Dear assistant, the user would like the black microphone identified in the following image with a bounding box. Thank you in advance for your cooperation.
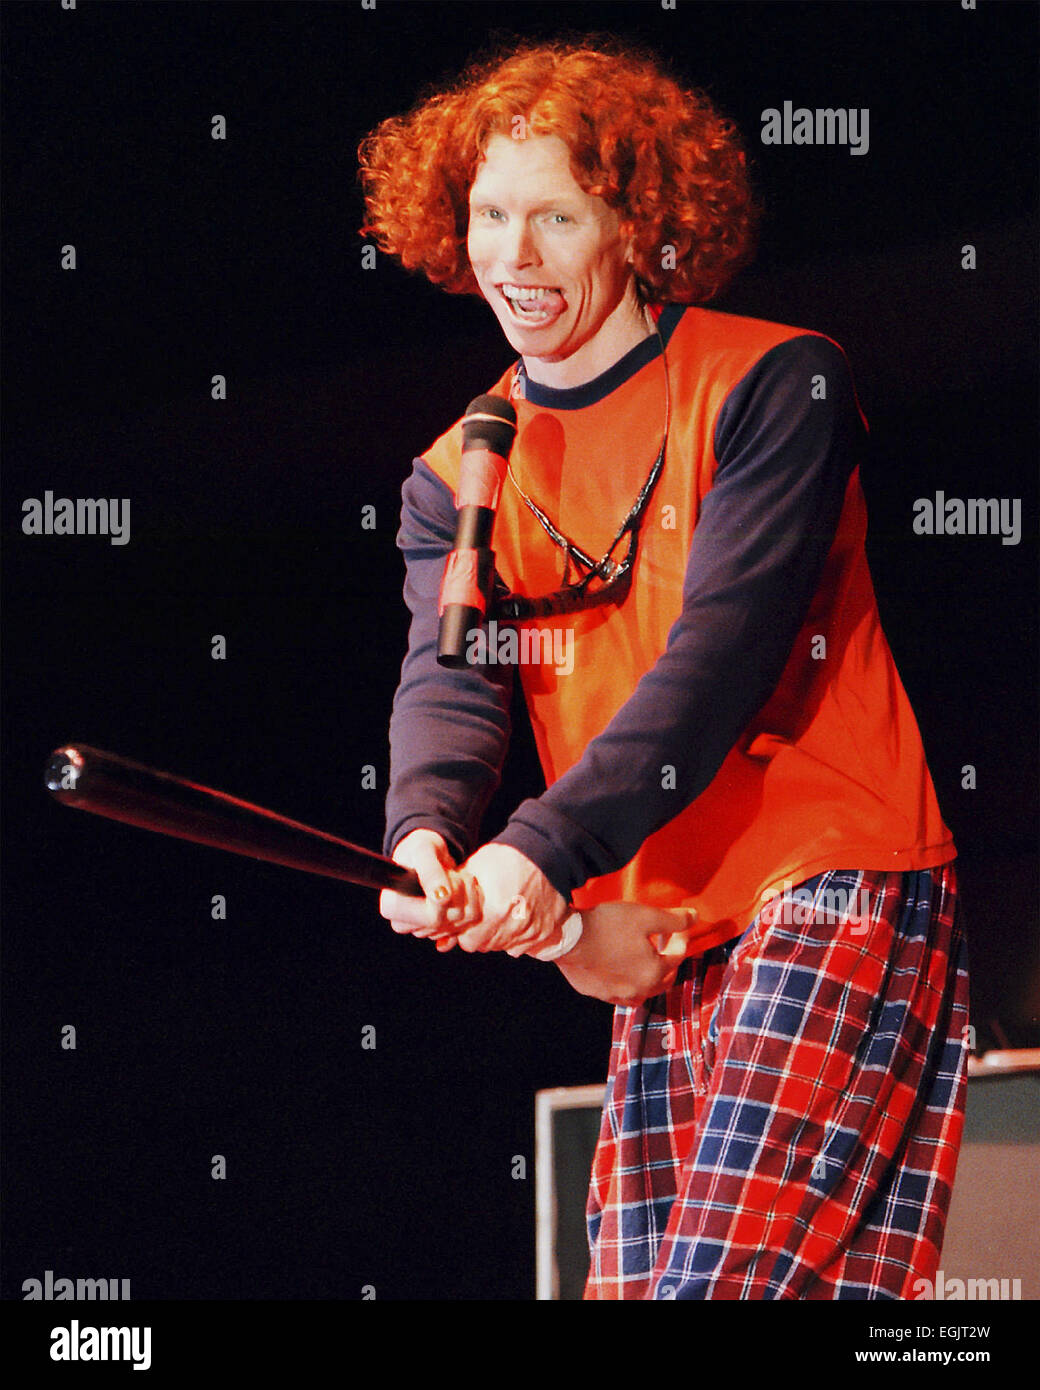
[437,394,518,668]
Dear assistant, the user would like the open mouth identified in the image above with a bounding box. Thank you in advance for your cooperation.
[499,284,566,327]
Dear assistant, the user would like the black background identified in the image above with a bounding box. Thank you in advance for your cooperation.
[3,0,1037,1304]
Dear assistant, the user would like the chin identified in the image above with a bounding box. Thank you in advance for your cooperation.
[493,307,567,350]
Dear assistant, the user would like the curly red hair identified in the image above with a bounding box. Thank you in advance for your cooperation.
[358,37,761,305]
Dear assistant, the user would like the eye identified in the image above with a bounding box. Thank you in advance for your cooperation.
[547,213,570,224]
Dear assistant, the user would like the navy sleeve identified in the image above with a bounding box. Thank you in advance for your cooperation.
[491,334,866,900]
[382,459,514,861]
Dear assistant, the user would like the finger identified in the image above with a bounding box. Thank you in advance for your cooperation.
[444,870,484,928]
[386,869,476,935]
[648,908,700,956]
[384,835,457,925]
[651,931,692,959]
[380,886,433,927]
[452,920,504,954]
[405,844,455,904]
[388,915,441,935]
[480,920,542,954]
[381,889,443,931]
[450,886,519,952]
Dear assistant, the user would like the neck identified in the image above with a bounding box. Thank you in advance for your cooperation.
[522,289,653,391]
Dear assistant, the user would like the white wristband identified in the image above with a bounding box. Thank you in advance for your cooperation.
[531,911,584,962]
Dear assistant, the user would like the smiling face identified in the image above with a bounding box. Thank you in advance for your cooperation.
[466,133,649,389]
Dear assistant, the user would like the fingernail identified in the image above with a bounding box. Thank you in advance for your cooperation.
[446,906,463,923]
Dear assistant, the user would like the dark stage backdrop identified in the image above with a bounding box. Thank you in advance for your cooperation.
[3,0,1036,1311]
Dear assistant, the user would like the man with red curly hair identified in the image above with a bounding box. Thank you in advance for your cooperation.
[363,39,968,1300]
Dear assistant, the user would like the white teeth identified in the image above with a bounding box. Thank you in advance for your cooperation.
[502,285,557,301]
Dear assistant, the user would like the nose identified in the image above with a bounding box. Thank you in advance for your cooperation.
[501,217,540,271]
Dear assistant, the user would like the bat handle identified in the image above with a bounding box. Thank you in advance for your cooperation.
[379,861,424,897]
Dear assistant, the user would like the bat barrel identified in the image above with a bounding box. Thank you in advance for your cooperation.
[47,744,423,896]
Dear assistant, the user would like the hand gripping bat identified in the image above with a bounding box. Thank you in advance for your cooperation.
[45,743,422,896]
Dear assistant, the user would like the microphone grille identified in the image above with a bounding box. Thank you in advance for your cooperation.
[462,393,517,456]
[465,394,517,426]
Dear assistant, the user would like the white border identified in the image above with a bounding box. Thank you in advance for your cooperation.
[535,1084,607,1301]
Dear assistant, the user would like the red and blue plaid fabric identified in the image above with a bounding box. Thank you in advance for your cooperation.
[584,864,969,1299]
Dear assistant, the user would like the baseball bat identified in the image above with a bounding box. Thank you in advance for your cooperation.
[46,743,423,896]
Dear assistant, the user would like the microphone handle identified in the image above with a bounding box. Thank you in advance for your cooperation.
[437,546,495,669]
[438,503,499,668]
[454,505,494,550]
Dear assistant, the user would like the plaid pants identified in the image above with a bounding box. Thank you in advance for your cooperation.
[584,864,969,1299]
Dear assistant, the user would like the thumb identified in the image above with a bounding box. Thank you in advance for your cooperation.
[649,907,699,958]
[396,835,454,904]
